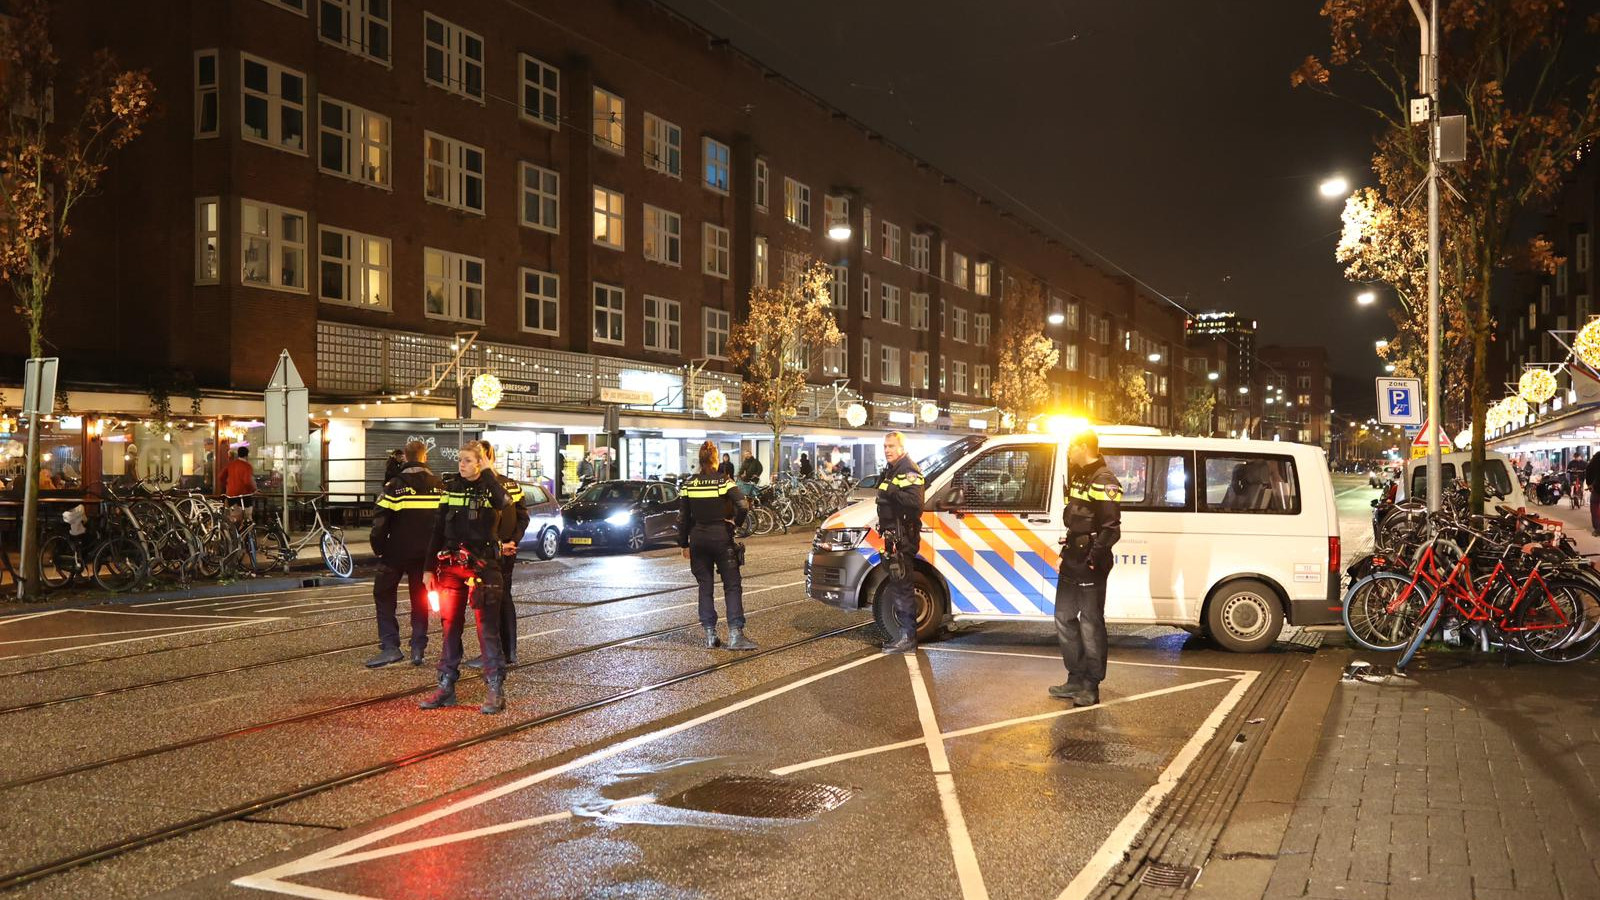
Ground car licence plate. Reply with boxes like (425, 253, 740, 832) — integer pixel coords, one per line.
(569, 537, 592, 545)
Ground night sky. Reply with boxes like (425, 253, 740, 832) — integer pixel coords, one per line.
(657, 0, 1383, 377)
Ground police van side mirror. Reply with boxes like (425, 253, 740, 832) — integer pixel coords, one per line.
(936, 488, 966, 510)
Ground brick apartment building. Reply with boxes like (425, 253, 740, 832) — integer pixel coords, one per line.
(1255, 345, 1332, 449)
(0, 0, 1187, 498)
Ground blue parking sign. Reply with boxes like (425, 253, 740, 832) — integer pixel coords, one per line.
(1388, 389, 1411, 418)
(1375, 377, 1422, 426)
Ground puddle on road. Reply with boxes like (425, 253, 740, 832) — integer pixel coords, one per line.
(660, 774, 854, 819)
(1048, 737, 1168, 769)
(574, 756, 858, 832)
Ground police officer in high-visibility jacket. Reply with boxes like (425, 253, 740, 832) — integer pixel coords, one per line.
(877, 431, 925, 654)
(464, 441, 529, 669)
(366, 440, 444, 668)
(421, 442, 515, 715)
(1050, 429, 1122, 707)
(679, 440, 754, 650)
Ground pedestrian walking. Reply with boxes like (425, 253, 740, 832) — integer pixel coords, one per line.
(876, 431, 925, 654)
(420, 442, 515, 715)
(366, 440, 443, 668)
(222, 447, 257, 508)
(679, 439, 754, 650)
(465, 441, 530, 669)
(718, 453, 735, 479)
(1050, 429, 1122, 708)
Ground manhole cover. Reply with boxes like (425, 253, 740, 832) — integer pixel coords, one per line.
(1139, 862, 1201, 889)
(660, 775, 854, 819)
(1049, 738, 1167, 769)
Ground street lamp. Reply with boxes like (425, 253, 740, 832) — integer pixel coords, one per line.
(1356, 290, 1376, 305)
(1318, 176, 1350, 198)
(1047, 311, 1065, 325)
(1238, 386, 1250, 395)
(1147, 353, 1162, 363)
(1385, 363, 1396, 373)
(827, 223, 852, 241)
(1207, 371, 1219, 381)
(1375, 339, 1389, 350)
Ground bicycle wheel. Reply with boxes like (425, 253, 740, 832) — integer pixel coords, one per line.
(1342, 572, 1433, 652)
(254, 523, 290, 572)
(1395, 589, 1444, 670)
(38, 534, 82, 590)
(751, 507, 776, 536)
(320, 531, 354, 578)
(92, 537, 149, 592)
(1515, 579, 1600, 663)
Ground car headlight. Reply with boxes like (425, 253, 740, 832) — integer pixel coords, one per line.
(605, 510, 635, 527)
(813, 527, 870, 552)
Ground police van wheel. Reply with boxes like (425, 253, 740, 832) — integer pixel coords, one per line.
(873, 571, 945, 643)
(533, 528, 559, 560)
(1205, 579, 1284, 653)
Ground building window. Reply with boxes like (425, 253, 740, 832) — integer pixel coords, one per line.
(828, 264, 848, 308)
(1065, 299, 1080, 329)
(862, 272, 872, 318)
(1579, 233, 1591, 273)
(319, 97, 390, 187)
(319, 0, 390, 64)
(910, 351, 929, 390)
(862, 337, 872, 384)
(423, 247, 484, 322)
(910, 291, 929, 331)
(824, 194, 849, 234)
(910, 233, 930, 272)
(520, 267, 559, 335)
(974, 364, 991, 398)
(520, 162, 559, 233)
(975, 313, 991, 347)
(953, 306, 968, 342)
(754, 157, 769, 212)
(1064, 342, 1079, 371)
(703, 137, 730, 193)
(643, 295, 681, 353)
(939, 297, 946, 336)
(881, 221, 902, 263)
(642, 204, 682, 266)
(880, 282, 902, 324)
(783, 177, 811, 229)
(643, 113, 682, 177)
(593, 88, 624, 153)
(195, 197, 219, 284)
(950, 252, 969, 290)
(822, 341, 847, 378)
(593, 282, 624, 344)
(951, 360, 968, 394)
(318, 226, 390, 309)
(240, 199, 307, 292)
(863, 205, 873, 254)
(754, 235, 769, 288)
(593, 187, 624, 249)
(240, 54, 305, 152)
(974, 260, 991, 296)
(423, 13, 484, 101)
(881, 345, 901, 386)
(423, 131, 484, 213)
(703, 223, 730, 278)
(519, 54, 559, 128)
(194, 50, 219, 138)
(704, 308, 731, 359)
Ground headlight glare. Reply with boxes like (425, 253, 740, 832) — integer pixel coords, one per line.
(605, 510, 635, 526)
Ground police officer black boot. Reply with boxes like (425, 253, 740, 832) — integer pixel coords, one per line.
(1048, 678, 1085, 700)
(725, 626, 758, 651)
(1073, 683, 1100, 708)
(704, 626, 722, 649)
(418, 672, 458, 709)
(364, 646, 403, 668)
(481, 675, 505, 715)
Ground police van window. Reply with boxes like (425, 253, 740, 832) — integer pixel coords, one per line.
(948, 444, 1054, 513)
(1199, 454, 1301, 514)
(1102, 452, 1192, 511)
(1411, 463, 1455, 500)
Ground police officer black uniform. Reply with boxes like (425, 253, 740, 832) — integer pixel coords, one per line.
(679, 440, 754, 650)
(1050, 430, 1122, 707)
(420, 442, 515, 715)
(465, 442, 530, 670)
(877, 431, 925, 654)
(366, 440, 444, 668)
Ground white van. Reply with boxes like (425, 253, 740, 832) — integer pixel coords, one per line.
(806, 433, 1342, 652)
(1395, 450, 1526, 508)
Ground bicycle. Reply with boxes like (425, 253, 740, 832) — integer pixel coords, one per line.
(37, 502, 150, 593)
(248, 494, 354, 578)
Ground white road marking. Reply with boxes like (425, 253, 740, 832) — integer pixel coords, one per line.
(254, 599, 370, 613)
(601, 580, 805, 621)
(62, 608, 274, 620)
(0, 623, 253, 646)
(8, 620, 283, 657)
(517, 628, 563, 641)
(920, 645, 1252, 675)
(905, 652, 989, 900)
(0, 610, 67, 625)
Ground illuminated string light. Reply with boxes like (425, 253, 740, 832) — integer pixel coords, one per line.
(1518, 368, 1557, 404)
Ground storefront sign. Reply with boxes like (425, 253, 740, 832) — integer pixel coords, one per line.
(888, 411, 916, 425)
(601, 387, 656, 406)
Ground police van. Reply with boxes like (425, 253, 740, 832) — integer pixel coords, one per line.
(807, 432, 1342, 652)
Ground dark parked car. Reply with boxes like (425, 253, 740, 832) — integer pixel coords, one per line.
(519, 482, 564, 560)
(559, 480, 681, 553)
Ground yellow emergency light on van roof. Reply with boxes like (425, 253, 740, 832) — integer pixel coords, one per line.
(1044, 415, 1092, 439)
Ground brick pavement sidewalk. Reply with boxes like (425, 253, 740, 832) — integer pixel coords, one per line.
(1260, 652, 1600, 900)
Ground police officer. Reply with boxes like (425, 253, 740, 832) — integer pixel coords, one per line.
(679, 440, 755, 650)
(421, 442, 515, 715)
(366, 440, 444, 668)
(1050, 429, 1122, 707)
(877, 431, 925, 654)
(465, 441, 530, 669)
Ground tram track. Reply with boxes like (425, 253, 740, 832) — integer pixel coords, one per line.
(0, 621, 872, 892)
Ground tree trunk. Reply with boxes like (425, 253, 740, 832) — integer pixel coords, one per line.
(1469, 273, 1491, 515)
(769, 423, 783, 486)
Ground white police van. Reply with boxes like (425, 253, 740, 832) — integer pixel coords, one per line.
(807, 432, 1342, 652)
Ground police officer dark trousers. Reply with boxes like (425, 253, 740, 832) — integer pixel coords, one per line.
(366, 440, 444, 668)
(421, 442, 514, 715)
(465, 443, 530, 670)
(680, 440, 754, 650)
(1051, 430, 1123, 708)
(877, 431, 926, 654)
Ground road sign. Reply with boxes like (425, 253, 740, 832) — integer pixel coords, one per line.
(264, 350, 309, 445)
(1408, 415, 1452, 458)
(1375, 377, 1422, 426)
(22, 357, 58, 416)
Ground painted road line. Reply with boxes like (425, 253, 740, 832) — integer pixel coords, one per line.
(61, 608, 282, 620)
(906, 652, 989, 900)
(11, 621, 283, 657)
(601, 580, 805, 622)
(920, 645, 1252, 675)
(0, 610, 67, 625)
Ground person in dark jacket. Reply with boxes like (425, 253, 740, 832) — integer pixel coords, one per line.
(738, 453, 763, 484)
(679, 440, 753, 650)
(383, 448, 406, 484)
(876, 431, 925, 653)
(465, 441, 531, 669)
(1050, 429, 1122, 708)
(366, 440, 444, 668)
(799, 452, 814, 478)
(420, 442, 515, 715)
(718, 453, 735, 479)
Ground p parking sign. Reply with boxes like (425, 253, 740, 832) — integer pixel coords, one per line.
(1375, 377, 1422, 426)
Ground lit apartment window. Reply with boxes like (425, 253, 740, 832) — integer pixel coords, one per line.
(704, 308, 731, 358)
(953, 306, 968, 342)
(423, 247, 484, 323)
(1064, 343, 1080, 371)
(822, 342, 848, 378)
(194, 50, 219, 138)
(881, 221, 902, 263)
(862, 337, 871, 384)
(863, 205, 873, 253)
(319, 97, 390, 187)
(195, 198, 219, 284)
(423, 13, 484, 101)
(754, 235, 769, 288)
(951, 360, 968, 394)
(593, 187, 624, 249)
(974, 260, 991, 296)
(642, 205, 682, 266)
(910, 291, 929, 330)
(825, 194, 849, 234)
(423, 132, 484, 213)
(910, 351, 929, 390)
(754, 157, 769, 212)
(593, 88, 624, 153)
(974, 364, 991, 398)
(950, 252, 969, 290)
(318, 226, 390, 309)
(881, 345, 901, 386)
(240, 55, 305, 152)
(862, 272, 872, 318)
(704, 223, 730, 278)
(783, 177, 811, 229)
(519, 54, 559, 128)
(1065, 299, 1080, 329)
(643, 113, 682, 177)
(644, 295, 682, 353)
(704, 137, 730, 193)
(593, 282, 624, 344)
(319, 0, 390, 64)
(240, 199, 307, 291)
(828, 265, 848, 308)
(909, 233, 930, 272)
(975, 313, 990, 347)
(520, 267, 559, 335)
(519, 162, 559, 233)
(880, 282, 902, 324)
